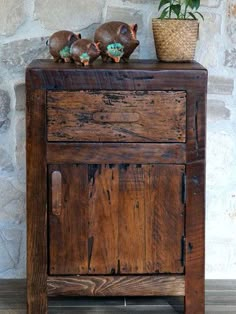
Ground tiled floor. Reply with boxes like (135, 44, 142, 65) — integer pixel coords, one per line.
(0, 280, 236, 313)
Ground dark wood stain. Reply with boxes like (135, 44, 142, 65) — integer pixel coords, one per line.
(26, 60, 207, 313)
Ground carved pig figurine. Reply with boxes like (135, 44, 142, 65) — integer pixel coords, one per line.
(94, 21, 139, 63)
(70, 39, 101, 66)
(47, 30, 81, 63)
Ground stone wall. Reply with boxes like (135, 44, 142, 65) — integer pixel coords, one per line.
(0, 0, 235, 279)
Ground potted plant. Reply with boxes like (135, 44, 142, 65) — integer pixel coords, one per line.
(152, 0, 203, 62)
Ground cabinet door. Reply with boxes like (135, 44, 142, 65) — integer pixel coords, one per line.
(48, 164, 185, 275)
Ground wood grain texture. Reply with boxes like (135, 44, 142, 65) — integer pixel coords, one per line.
(88, 165, 119, 274)
(26, 60, 207, 314)
(47, 276, 185, 297)
(26, 60, 207, 93)
(47, 143, 186, 164)
(185, 162, 205, 314)
(145, 165, 185, 274)
(47, 90, 186, 143)
(49, 165, 88, 275)
(185, 72, 207, 313)
(49, 164, 184, 275)
(26, 87, 47, 313)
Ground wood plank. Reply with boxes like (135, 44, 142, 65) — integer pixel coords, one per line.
(185, 161, 205, 314)
(47, 276, 185, 297)
(26, 87, 47, 313)
(27, 60, 207, 92)
(49, 165, 88, 275)
(145, 165, 185, 274)
(47, 143, 186, 164)
(47, 90, 186, 143)
(88, 165, 119, 274)
(118, 165, 146, 274)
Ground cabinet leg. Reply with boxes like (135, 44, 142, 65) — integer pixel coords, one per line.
(27, 290, 47, 314)
(185, 162, 205, 314)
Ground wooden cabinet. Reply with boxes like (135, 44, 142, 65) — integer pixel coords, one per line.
(26, 60, 207, 313)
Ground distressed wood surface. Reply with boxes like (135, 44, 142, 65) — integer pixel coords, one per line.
(2, 279, 236, 313)
(26, 87, 47, 313)
(47, 276, 185, 297)
(49, 165, 88, 275)
(184, 74, 207, 313)
(47, 90, 186, 143)
(49, 164, 184, 275)
(47, 143, 186, 164)
(27, 60, 207, 313)
(145, 165, 185, 273)
(27, 60, 207, 92)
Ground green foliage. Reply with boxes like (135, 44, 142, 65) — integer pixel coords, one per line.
(158, 0, 204, 20)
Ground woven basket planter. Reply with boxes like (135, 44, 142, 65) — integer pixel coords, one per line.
(152, 19, 199, 62)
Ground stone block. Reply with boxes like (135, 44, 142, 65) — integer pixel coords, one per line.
(0, 37, 50, 76)
(225, 49, 236, 68)
(0, 229, 22, 274)
(201, 0, 221, 7)
(0, 0, 25, 36)
(0, 148, 14, 173)
(0, 89, 10, 133)
(226, 0, 236, 43)
(0, 178, 25, 225)
(208, 76, 234, 95)
(106, 6, 143, 30)
(207, 100, 230, 122)
(207, 130, 236, 188)
(14, 84, 25, 111)
(15, 115, 26, 185)
(34, 0, 105, 31)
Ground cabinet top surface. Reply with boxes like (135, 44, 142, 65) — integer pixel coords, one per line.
(27, 59, 207, 72)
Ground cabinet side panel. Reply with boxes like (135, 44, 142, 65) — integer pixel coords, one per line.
(145, 165, 185, 274)
(26, 88, 47, 313)
(49, 165, 88, 274)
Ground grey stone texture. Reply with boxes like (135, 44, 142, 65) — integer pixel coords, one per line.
(0, 148, 14, 173)
(0, 178, 25, 225)
(201, 0, 221, 7)
(34, 0, 105, 31)
(0, 89, 10, 133)
(14, 84, 25, 111)
(0, 37, 50, 76)
(225, 49, 236, 68)
(15, 115, 26, 185)
(208, 76, 234, 95)
(0, 0, 26, 36)
(0, 229, 23, 274)
(207, 100, 231, 122)
(226, 0, 236, 43)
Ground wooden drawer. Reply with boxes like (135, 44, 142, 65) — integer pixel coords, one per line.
(47, 90, 186, 142)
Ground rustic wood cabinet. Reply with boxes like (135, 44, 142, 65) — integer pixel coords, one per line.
(26, 60, 207, 313)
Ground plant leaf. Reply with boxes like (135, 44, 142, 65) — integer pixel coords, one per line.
(159, 7, 169, 19)
(195, 11, 204, 20)
(192, 0, 200, 9)
(171, 4, 181, 17)
(158, 0, 171, 10)
(188, 12, 197, 19)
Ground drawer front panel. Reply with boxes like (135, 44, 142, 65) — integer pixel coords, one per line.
(48, 163, 185, 275)
(47, 90, 186, 142)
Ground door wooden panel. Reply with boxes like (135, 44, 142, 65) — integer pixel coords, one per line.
(47, 90, 186, 143)
(49, 164, 185, 275)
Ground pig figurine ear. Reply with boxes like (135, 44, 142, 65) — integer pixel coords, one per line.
(87, 42, 100, 54)
(118, 24, 129, 35)
(130, 24, 138, 35)
(68, 33, 81, 42)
